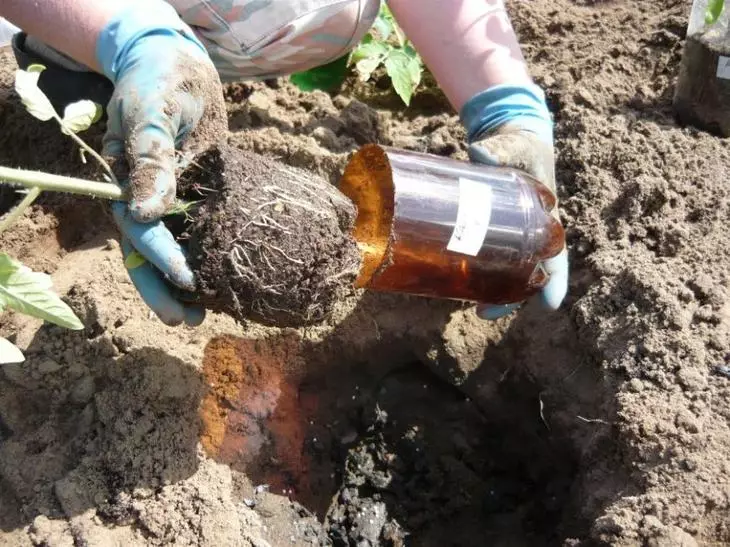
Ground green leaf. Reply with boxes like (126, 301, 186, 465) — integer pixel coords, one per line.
(407, 54, 422, 88)
(61, 100, 103, 134)
(0, 337, 24, 365)
(124, 250, 147, 270)
(373, 14, 393, 42)
(352, 42, 390, 82)
(14, 65, 56, 122)
(355, 57, 383, 82)
(165, 199, 200, 217)
(0, 252, 83, 330)
(351, 40, 389, 64)
(706, 0, 725, 25)
(384, 50, 422, 106)
(290, 54, 350, 92)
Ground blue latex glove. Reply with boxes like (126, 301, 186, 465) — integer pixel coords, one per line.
(96, 2, 226, 326)
(460, 83, 569, 320)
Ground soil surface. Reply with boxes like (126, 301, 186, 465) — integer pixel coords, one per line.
(2, 0, 730, 546)
(183, 144, 361, 327)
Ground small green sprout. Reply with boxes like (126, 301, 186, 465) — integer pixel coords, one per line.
(166, 199, 202, 222)
(291, 3, 424, 106)
(706, 0, 725, 25)
(350, 4, 423, 106)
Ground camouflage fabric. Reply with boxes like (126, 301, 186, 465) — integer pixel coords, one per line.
(170, 0, 381, 81)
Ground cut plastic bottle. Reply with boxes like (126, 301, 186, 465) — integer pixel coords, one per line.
(339, 144, 565, 306)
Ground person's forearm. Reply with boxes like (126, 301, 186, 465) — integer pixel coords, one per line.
(1, 0, 134, 72)
(388, 0, 532, 112)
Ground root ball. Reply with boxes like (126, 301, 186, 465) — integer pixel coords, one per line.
(184, 145, 362, 327)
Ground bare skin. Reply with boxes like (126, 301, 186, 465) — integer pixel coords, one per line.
(0, 0, 129, 72)
(388, 0, 532, 111)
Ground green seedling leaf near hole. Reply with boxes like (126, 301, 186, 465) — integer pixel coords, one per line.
(14, 64, 55, 121)
(290, 2, 423, 105)
(124, 250, 147, 270)
(706, 0, 725, 24)
(62, 100, 103, 134)
(290, 54, 350, 92)
(384, 49, 422, 106)
(0, 252, 83, 330)
(353, 41, 391, 82)
(0, 336, 24, 364)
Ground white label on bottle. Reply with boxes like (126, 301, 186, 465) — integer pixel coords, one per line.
(447, 177, 492, 256)
(717, 56, 730, 80)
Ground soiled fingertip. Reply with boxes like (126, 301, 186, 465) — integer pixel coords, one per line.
(157, 310, 186, 327)
(129, 193, 173, 223)
(122, 247, 189, 327)
(129, 165, 177, 223)
(468, 142, 500, 166)
(184, 305, 206, 327)
(540, 249, 569, 311)
(165, 254, 197, 292)
(476, 303, 520, 321)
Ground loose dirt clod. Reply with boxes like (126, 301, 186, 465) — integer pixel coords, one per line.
(182, 144, 362, 327)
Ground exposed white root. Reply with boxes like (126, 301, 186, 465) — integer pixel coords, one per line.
(259, 249, 275, 271)
(267, 243, 305, 265)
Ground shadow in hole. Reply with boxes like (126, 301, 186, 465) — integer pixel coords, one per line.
(0, 324, 204, 532)
(199, 290, 461, 517)
(324, 303, 616, 547)
(199, 287, 631, 545)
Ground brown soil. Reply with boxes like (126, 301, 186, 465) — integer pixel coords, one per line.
(2, 0, 730, 546)
(182, 144, 361, 327)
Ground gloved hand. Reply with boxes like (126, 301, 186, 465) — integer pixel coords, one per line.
(460, 83, 569, 320)
(96, 1, 226, 326)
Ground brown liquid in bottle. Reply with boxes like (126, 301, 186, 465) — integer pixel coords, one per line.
(339, 144, 565, 305)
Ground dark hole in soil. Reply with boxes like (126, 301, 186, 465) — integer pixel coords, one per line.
(325, 362, 581, 546)
(200, 334, 585, 546)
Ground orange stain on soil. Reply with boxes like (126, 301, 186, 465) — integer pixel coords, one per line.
(199, 335, 316, 496)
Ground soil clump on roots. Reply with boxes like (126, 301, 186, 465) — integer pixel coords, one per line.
(182, 144, 362, 327)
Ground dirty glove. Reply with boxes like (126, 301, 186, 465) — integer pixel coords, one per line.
(460, 83, 569, 320)
(97, 1, 226, 326)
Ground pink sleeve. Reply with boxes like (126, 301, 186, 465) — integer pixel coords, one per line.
(388, 0, 533, 112)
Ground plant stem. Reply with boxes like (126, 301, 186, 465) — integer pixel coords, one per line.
(56, 115, 119, 186)
(0, 167, 124, 200)
(0, 187, 41, 235)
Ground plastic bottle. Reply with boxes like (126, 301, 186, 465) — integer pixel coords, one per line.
(338, 144, 565, 305)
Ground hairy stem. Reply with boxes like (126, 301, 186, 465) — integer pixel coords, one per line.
(56, 115, 119, 186)
(0, 186, 41, 235)
(0, 167, 124, 200)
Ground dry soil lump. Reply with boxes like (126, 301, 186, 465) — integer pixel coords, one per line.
(184, 144, 362, 327)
